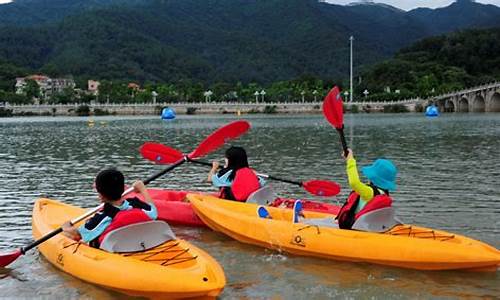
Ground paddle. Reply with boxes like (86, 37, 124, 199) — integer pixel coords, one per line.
(0, 120, 251, 268)
(322, 86, 348, 156)
(140, 142, 341, 197)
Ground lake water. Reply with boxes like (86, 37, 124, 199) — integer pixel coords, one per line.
(0, 113, 499, 299)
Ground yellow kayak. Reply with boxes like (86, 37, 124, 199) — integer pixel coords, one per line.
(32, 198, 226, 299)
(188, 194, 500, 272)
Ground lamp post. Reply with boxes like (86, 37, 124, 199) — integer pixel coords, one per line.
(260, 90, 266, 102)
(363, 89, 369, 99)
(349, 36, 354, 103)
(344, 90, 349, 101)
(301, 90, 305, 103)
(152, 91, 158, 104)
(312, 90, 318, 102)
(203, 90, 213, 103)
(254, 91, 260, 103)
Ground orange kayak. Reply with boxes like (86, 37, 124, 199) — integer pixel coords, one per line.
(189, 194, 500, 272)
(32, 198, 226, 299)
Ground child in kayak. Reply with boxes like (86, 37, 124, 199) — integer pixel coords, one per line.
(207, 146, 265, 202)
(62, 168, 157, 248)
(335, 148, 397, 229)
(290, 149, 397, 230)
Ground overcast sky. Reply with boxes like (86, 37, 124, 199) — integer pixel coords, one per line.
(326, 0, 500, 11)
(0, 0, 500, 10)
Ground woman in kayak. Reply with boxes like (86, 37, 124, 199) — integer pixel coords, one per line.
(290, 148, 397, 229)
(207, 146, 265, 202)
(62, 168, 157, 248)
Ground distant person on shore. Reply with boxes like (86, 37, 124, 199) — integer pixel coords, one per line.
(207, 146, 265, 202)
(62, 168, 157, 248)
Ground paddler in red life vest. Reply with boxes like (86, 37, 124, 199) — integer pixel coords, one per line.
(207, 146, 265, 202)
(335, 148, 398, 229)
(61, 168, 158, 248)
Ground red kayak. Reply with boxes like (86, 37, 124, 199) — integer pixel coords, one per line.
(129, 188, 340, 227)
(269, 198, 340, 215)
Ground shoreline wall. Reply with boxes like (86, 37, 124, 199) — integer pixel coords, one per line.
(1, 101, 420, 116)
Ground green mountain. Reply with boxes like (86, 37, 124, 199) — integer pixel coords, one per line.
(359, 27, 500, 100)
(0, 0, 499, 87)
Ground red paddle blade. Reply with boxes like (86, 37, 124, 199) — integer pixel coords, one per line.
(188, 120, 251, 159)
(140, 142, 183, 164)
(0, 249, 22, 267)
(303, 180, 341, 197)
(322, 86, 344, 129)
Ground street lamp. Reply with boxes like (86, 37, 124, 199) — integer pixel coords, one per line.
(152, 91, 158, 104)
(344, 90, 349, 101)
(254, 91, 260, 103)
(349, 36, 354, 103)
(312, 90, 318, 102)
(363, 89, 369, 99)
(260, 90, 266, 102)
(301, 90, 305, 103)
(203, 90, 213, 103)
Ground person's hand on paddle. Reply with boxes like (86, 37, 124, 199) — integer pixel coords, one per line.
(207, 161, 220, 182)
(132, 180, 153, 204)
(132, 180, 147, 193)
(62, 221, 81, 241)
(342, 148, 353, 160)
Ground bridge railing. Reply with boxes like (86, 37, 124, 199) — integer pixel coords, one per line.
(2, 98, 423, 108)
(432, 81, 500, 100)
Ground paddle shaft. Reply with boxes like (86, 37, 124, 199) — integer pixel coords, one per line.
(186, 158, 303, 186)
(21, 157, 187, 254)
(336, 126, 349, 157)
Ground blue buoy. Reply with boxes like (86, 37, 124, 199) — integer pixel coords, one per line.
(425, 105, 439, 117)
(161, 107, 176, 120)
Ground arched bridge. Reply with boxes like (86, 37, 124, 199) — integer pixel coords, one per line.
(428, 82, 500, 113)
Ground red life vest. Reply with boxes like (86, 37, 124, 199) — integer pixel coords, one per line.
(336, 189, 393, 229)
(219, 167, 260, 202)
(98, 208, 152, 244)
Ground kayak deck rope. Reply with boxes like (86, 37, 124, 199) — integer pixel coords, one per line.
(122, 240, 198, 266)
(387, 225, 455, 241)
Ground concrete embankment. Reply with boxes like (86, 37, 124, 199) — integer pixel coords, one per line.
(1, 101, 419, 116)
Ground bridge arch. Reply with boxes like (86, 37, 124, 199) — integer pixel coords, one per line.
(490, 92, 500, 112)
(444, 99, 455, 112)
(458, 97, 469, 112)
(472, 95, 485, 112)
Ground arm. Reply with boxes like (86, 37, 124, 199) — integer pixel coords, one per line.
(62, 221, 82, 241)
(132, 180, 153, 204)
(211, 169, 233, 187)
(207, 161, 219, 182)
(132, 180, 158, 220)
(343, 149, 374, 202)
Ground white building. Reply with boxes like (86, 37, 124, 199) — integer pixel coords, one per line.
(15, 75, 76, 99)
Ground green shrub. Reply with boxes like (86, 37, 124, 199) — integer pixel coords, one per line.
(414, 103, 424, 113)
(383, 104, 409, 113)
(0, 107, 13, 117)
(94, 108, 110, 116)
(75, 105, 90, 116)
(263, 105, 277, 114)
(186, 107, 197, 115)
(349, 105, 359, 113)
